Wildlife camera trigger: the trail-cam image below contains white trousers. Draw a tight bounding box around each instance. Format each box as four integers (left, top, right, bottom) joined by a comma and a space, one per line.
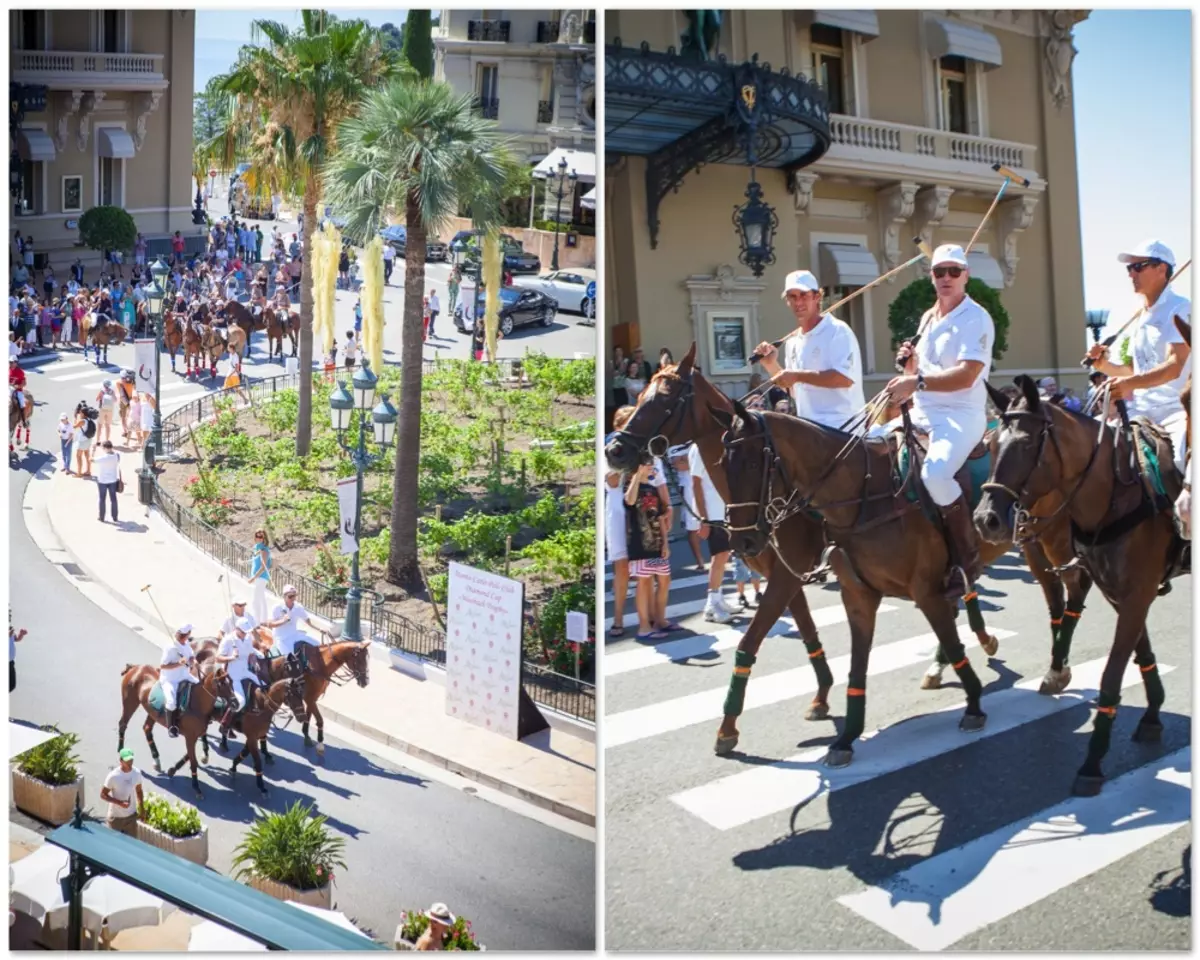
227, 665, 262, 711
1161, 409, 1189, 474
160, 670, 190, 711
251, 577, 269, 624
915, 408, 988, 508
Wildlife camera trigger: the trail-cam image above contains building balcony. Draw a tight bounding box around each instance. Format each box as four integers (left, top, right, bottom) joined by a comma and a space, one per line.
815, 114, 1042, 191
11, 49, 168, 92
467, 20, 510, 43
537, 100, 553, 124
474, 97, 499, 121
537, 21, 560, 44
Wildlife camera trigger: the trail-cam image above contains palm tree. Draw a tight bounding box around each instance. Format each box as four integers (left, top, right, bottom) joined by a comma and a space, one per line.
211, 11, 403, 456
323, 79, 516, 588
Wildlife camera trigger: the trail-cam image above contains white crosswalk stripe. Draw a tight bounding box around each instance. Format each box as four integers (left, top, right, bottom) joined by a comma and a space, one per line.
605, 566, 1191, 949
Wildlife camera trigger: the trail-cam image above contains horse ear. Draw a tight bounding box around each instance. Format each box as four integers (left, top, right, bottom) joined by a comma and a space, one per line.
709, 405, 734, 431
985, 380, 1010, 413
1175, 314, 1191, 347
731, 397, 751, 424
677, 342, 697, 376
1014, 374, 1040, 410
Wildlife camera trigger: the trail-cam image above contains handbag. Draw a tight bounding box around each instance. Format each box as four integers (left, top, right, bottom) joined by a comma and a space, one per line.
116, 473, 125, 494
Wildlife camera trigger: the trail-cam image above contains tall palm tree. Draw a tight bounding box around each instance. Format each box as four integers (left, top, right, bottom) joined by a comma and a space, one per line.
211, 11, 403, 456
323, 79, 517, 588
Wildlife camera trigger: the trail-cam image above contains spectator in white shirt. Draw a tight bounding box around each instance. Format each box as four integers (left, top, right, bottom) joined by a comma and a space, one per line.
689, 443, 737, 623
428, 290, 441, 337
56, 412, 74, 472
94, 440, 122, 523
100, 749, 144, 836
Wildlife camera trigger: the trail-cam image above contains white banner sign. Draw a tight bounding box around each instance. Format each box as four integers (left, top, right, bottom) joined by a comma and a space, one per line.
134, 339, 157, 397
445, 563, 524, 740
336, 476, 358, 555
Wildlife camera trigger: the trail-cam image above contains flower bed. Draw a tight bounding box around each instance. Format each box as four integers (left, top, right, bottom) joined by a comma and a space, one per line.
137, 793, 209, 866
12, 728, 84, 826
233, 801, 345, 908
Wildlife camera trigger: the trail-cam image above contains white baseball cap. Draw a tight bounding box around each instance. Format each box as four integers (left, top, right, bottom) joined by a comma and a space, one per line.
283, 585, 298, 597
931, 244, 969, 268
176, 624, 193, 636
235, 616, 253, 632
1117, 239, 1176, 269
781, 269, 820, 298
231, 596, 248, 606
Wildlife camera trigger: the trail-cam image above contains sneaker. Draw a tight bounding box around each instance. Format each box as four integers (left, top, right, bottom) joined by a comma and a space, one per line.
737, 595, 750, 610
716, 595, 741, 617
703, 599, 734, 624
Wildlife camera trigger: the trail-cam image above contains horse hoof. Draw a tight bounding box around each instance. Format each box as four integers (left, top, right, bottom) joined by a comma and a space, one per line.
265, 754, 275, 765
824, 748, 854, 768
960, 712, 987, 733
1038, 668, 1072, 695
316, 743, 325, 757
920, 671, 943, 691
1072, 773, 1105, 797
1133, 720, 1164, 743
714, 733, 739, 756
805, 703, 830, 721
981, 634, 1000, 657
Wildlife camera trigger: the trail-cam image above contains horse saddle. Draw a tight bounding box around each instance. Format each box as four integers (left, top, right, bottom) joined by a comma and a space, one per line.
148, 679, 225, 719
891, 427, 992, 513
1130, 417, 1184, 507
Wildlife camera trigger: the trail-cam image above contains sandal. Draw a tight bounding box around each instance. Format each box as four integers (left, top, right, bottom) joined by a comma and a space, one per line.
636, 630, 669, 641
658, 621, 683, 633
608, 626, 625, 638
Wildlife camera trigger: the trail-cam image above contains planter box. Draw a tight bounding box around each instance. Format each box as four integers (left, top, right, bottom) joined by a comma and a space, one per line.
247, 873, 331, 909
393, 928, 485, 951
136, 821, 209, 867
11, 770, 84, 826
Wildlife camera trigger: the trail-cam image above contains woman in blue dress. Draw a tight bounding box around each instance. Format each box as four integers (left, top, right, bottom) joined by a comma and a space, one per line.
247, 529, 273, 623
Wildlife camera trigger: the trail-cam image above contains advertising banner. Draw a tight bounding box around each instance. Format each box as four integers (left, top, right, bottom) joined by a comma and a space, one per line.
134, 339, 157, 397
336, 476, 358, 555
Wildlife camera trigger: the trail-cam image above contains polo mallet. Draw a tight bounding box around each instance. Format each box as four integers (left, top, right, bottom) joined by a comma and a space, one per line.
219, 572, 232, 610
1082, 259, 1192, 369
140, 584, 176, 643
898, 163, 1032, 372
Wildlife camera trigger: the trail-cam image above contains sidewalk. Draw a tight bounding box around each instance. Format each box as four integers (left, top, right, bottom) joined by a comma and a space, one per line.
40, 469, 595, 826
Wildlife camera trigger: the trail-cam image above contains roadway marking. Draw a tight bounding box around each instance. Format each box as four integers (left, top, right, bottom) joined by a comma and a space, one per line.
669, 657, 1175, 830
32, 358, 92, 373
604, 604, 898, 677
605, 588, 813, 630
48, 367, 119, 382
836, 747, 1191, 950
605, 624, 1016, 749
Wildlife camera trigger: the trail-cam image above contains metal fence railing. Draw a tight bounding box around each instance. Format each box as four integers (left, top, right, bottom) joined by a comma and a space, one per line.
151, 368, 596, 724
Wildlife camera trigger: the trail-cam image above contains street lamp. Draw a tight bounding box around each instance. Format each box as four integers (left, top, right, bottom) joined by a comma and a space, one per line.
732, 175, 778, 279
329, 359, 397, 642
550, 156, 578, 272
1085, 309, 1109, 345
147, 256, 170, 457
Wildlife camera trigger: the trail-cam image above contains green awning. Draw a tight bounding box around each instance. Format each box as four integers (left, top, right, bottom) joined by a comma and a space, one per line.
47, 820, 386, 951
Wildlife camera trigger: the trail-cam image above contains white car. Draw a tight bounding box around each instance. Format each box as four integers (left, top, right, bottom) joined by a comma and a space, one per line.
512, 267, 596, 316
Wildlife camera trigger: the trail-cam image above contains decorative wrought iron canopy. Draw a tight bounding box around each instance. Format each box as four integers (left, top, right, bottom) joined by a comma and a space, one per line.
605, 41, 830, 248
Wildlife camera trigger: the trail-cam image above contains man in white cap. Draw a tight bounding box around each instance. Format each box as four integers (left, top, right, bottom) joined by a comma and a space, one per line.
220, 596, 256, 640
263, 585, 322, 674
1085, 239, 1191, 475
215, 616, 265, 733
160, 624, 198, 738
888, 243, 995, 599
753, 268, 865, 428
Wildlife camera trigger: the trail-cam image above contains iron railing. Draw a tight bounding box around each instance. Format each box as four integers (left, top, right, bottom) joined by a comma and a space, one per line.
467, 19, 510, 42
152, 368, 595, 723
473, 97, 499, 120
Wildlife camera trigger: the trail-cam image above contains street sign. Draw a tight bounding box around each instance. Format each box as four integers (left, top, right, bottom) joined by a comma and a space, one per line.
566, 611, 588, 642
586, 281, 596, 300
209, 169, 217, 179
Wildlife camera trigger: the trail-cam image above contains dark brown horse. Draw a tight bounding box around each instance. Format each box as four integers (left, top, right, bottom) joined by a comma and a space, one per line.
181, 319, 208, 378
605, 345, 1091, 756
259, 640, 372, 756
86, 314, 126, 364
1173, 316, 1191, 537
264, 306, 299, 360
224, 301, 264, 359
976, 375, 1186, 795
117, 657, 223, 797
214, 671, 306, 796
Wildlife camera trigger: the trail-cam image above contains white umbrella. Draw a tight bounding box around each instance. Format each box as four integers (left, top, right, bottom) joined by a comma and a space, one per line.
580, 187, 596, 211
286, 900, 370, 938
9, 844, 68, 925
188, 918, 268, 952
9, 722, 59, 761
46, 874, 178, 936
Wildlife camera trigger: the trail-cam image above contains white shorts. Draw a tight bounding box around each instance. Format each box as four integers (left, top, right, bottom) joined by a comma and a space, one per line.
605, 511, 627, 563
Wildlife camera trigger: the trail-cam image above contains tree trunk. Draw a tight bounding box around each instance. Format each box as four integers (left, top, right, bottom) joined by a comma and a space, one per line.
386, 187, 427, 589
295, 169, 320, 457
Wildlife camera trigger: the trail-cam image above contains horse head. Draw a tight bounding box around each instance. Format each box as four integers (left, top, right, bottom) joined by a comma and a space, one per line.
211, 666, 235, 703
605, 342, 700, 471
709, 398, 772, 558
335, 640, 373, 688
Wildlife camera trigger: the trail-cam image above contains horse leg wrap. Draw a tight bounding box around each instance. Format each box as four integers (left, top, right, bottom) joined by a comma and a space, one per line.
1135, 656, 1165, 714
964, 593, 986, 636
843, 683, 867, 744
722, 650, 757, 718
1082, 691, 1120, 775
317, 724, 324, 744
1053, 607, 1083, 671
934, 643, 951, 667
951, 656, 983, 707
803, 637, 834, 691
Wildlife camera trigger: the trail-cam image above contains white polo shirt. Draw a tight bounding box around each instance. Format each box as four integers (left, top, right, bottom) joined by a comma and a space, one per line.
221, 612, 257, 637
782, 313, 865, 428
160, 639, 194, 670
687, 443, 725, 522
912, 295, 994, 418
272, 601, 316, 649
1129, 286, 1191, 421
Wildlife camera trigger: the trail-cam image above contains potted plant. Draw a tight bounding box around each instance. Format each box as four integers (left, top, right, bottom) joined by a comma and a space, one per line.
11, 728, 84, 826
137, 793, 209, 866
232, 802, 345, 908
394, 909, 483, 951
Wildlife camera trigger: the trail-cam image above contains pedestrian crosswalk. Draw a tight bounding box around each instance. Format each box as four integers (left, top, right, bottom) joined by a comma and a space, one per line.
603, 561, 1192, 950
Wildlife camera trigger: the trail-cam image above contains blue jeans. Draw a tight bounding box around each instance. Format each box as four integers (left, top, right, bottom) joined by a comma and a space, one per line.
60, 438, 71, 469
98, 481, 119, 522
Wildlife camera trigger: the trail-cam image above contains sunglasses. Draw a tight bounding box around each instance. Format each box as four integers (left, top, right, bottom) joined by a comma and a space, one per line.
932, 266, 964, 279
1125, 259, 1161, 275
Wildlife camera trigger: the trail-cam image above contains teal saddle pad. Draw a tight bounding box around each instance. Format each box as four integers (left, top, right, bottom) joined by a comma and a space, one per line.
149, 681, 226, 717
897, 443, 993, 511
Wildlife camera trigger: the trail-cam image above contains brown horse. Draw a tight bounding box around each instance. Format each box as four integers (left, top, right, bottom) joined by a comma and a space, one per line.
87, 316, 127, 364
1173, 316, 1191, 537
976, 375, 1186, 795
259, 640, 372, 756
10, 389, 33, 451
214, 671, 306, 796
117, 657, 224, 797
605, 345, 1091, 755
264, 306, 299, 360
160, 312, 185, 373
181, 319, 208, 378
224, 301, 263, 359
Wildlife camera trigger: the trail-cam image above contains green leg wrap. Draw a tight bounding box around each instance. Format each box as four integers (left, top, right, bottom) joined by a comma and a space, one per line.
843, 687, 867, 743
964, 594, 986, 635
1135, 658, 1166, 713
723, 650, 757, 718
1053, 608, 1083, 670
934, 643, 951, 666
1083, 690, 1120, 773
802, 637, 834, 690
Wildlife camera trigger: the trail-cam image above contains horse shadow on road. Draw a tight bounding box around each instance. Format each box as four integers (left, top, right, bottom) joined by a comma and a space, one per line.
728, 707, 1190, 938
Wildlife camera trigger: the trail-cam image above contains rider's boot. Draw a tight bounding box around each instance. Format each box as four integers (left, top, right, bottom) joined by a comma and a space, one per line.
296, 644, 309, 674
939, 497, 982, 602
168, 708, 182, 738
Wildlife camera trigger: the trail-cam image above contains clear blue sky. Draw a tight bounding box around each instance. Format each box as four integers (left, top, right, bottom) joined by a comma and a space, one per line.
1072, 10, 1191, 315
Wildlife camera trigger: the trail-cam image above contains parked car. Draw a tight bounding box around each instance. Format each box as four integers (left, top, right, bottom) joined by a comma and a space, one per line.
453, 286, 558, 336
380, 225, 448, 262
512, 267, 596, 316
452, 230, 541, 274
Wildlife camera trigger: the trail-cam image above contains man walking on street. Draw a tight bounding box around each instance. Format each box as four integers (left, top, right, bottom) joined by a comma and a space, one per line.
94, 440, 122, 523
10, 618, 27, 692
383, 242, 395, 285
100, 749, 145, 836
428, 289, 440, 338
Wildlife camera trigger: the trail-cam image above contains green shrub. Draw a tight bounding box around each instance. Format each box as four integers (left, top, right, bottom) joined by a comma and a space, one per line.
427, 572, 449, 605
887, 276, 1010, 361
535, 582, 595, 673
78, 205, 137, 256
143, 792, 203, 838
17, 728, 81, 785
519, 527, 595, 582
232, 801, 346, 891
398, 910, 480, 950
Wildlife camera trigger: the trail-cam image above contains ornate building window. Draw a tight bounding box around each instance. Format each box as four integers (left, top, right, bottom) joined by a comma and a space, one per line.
810, 24, 846, 115
938, 55, 969, 134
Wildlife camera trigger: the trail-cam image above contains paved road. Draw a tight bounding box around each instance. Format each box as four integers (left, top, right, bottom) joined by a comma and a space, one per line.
603, 549, 1191, 951
9, 353, 595, 951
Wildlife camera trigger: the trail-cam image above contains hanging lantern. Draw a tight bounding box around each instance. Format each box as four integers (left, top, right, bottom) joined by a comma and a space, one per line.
732, 175, 778, 278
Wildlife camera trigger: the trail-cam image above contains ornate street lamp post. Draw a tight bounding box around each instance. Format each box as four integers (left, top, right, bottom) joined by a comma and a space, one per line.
551, 156, 578, 272
1085, 309, 1109, 345
329, 360, 397, 642
732, 176, 778, 279
147, 256, 170, 457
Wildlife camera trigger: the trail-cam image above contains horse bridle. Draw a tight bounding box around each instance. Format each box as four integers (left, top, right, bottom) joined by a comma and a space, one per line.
613, 371, 695, 462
